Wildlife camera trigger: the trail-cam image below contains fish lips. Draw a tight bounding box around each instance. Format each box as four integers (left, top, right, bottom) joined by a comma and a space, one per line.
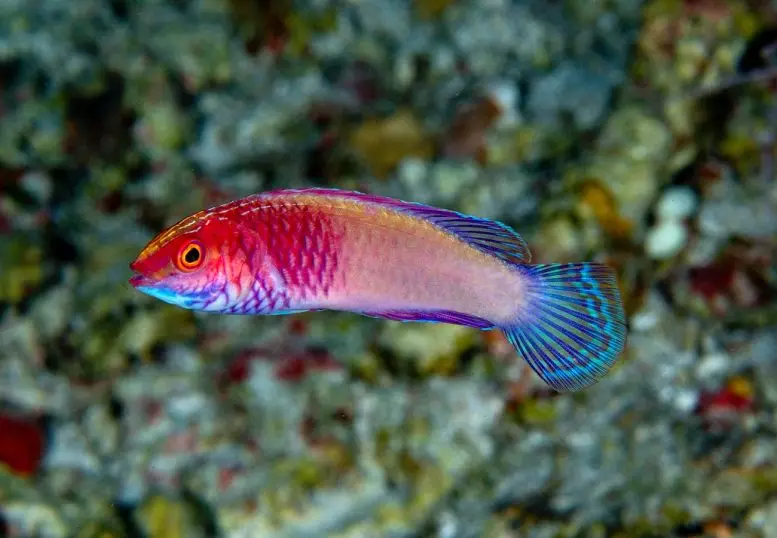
129, 273, 187, 307
129, 270, 171, 299
129, 258, 165, 289
129, 271, 170, 298
129, 269, 211, 309
129, 273, 155, 288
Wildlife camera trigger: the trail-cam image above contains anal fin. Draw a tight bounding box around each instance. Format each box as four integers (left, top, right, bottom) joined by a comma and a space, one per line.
361, 309, 494, 329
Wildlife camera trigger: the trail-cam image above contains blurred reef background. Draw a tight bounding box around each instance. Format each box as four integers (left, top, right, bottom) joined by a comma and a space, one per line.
1, 0, 777, 536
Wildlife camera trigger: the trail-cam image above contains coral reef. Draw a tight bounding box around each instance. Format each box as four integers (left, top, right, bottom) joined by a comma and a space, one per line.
1, 0, 777, 536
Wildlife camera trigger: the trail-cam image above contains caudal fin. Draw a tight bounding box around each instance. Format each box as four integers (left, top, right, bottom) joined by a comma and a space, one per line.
502, 263, 627, 392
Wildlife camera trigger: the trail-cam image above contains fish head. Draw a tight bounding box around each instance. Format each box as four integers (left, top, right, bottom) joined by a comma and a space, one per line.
129, 210, 250, 312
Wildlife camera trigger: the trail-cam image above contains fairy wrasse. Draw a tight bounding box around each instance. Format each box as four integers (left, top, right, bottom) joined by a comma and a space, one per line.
129, 188, 627, 392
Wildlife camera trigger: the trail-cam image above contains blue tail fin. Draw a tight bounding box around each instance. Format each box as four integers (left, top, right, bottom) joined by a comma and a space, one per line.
502, 263, 627, 392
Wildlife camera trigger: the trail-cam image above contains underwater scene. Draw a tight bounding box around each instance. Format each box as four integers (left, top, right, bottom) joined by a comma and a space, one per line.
1, 0, 777, 536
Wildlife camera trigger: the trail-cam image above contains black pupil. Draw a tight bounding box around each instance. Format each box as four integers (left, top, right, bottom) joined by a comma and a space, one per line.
184, 247, 200, 264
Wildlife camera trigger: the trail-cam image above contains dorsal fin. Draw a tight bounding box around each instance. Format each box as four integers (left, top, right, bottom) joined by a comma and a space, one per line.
267, 188, 532, 265
398, 205, 532, 265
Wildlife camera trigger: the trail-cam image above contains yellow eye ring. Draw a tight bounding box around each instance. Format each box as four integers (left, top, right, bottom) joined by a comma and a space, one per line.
177, 241, 204, 271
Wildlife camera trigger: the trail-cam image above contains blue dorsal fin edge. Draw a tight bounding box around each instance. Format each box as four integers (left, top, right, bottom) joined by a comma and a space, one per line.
269, 187, 532, 265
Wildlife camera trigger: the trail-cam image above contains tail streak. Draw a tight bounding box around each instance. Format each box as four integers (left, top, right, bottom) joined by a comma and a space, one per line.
502, 263, 627, 392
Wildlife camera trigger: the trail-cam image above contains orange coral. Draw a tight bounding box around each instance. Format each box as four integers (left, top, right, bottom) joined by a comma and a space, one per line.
348, 108, 435, 178
577, 179, 634, 239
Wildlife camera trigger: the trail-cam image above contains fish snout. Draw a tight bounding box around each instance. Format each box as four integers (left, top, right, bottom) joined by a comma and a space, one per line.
129, 273, 156, 288
129, 258, 159, 289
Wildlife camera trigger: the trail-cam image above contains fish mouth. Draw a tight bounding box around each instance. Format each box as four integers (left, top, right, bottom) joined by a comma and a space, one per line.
128, 273, 196, 308
129, 273, 153, 288
129, 258, 158, 288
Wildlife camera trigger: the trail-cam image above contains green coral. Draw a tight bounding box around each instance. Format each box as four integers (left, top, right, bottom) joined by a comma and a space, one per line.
0, 233, 44, 304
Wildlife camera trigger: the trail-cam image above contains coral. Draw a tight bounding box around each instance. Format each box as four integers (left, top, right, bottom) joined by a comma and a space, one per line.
1, 0, 776, 535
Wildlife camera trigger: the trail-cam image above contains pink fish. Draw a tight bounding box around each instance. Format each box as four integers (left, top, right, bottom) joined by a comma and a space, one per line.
129, 188, 627, 391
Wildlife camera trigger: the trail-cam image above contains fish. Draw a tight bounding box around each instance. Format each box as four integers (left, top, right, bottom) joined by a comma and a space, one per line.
129, 188, 627, 392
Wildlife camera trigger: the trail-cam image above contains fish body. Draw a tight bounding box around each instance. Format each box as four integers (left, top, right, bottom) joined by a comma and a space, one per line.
130, 188, 627, 392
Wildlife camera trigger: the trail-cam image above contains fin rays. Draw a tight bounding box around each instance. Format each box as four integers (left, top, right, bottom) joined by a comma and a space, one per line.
502, 263, 627, 392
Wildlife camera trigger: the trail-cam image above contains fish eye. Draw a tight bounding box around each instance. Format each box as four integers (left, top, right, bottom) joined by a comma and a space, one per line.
177, 240, 204, 271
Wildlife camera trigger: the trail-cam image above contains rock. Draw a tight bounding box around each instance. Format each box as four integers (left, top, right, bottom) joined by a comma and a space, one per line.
527, 61, 619, 130
645, 220, 688, 259
746, 499, 777, 538
698, 179, 777, 239
656, 186, 698, 221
